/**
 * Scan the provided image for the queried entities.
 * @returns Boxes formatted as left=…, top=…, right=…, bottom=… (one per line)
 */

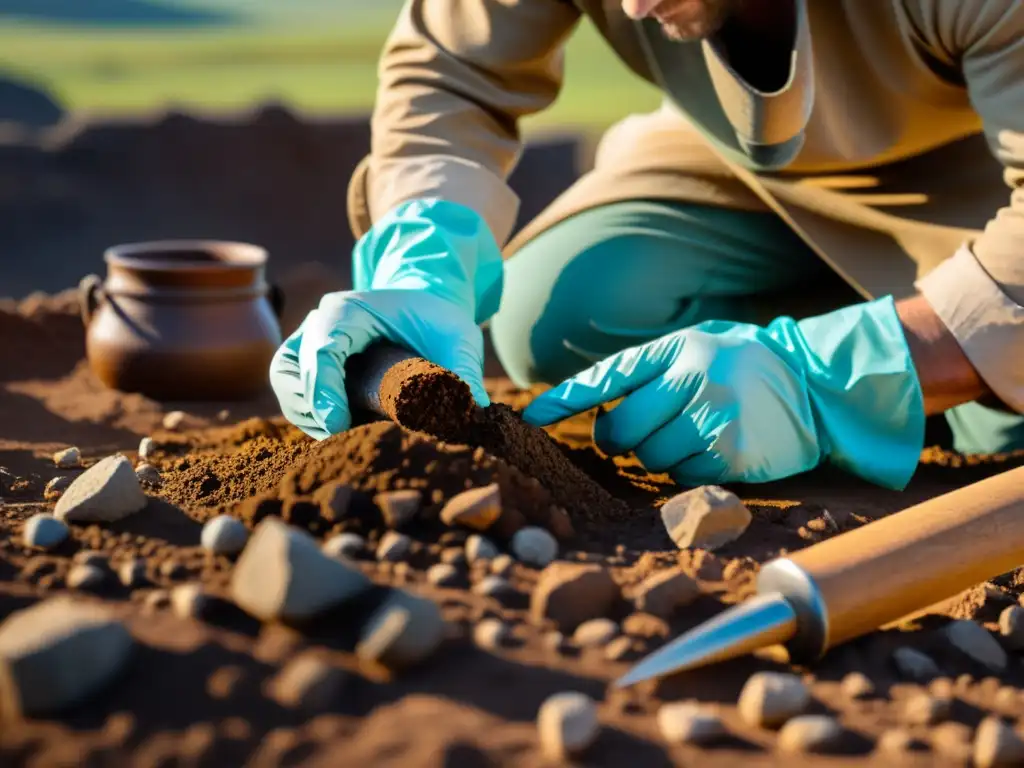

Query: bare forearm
left=896, top=294, right=990, bottom=415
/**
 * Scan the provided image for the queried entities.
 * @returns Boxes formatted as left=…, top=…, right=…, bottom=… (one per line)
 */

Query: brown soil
left=3, top=290, right=1024, bottom=766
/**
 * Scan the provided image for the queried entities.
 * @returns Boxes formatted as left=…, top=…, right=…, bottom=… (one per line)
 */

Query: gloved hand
left=523, top=297, right=925, bottom=489
left=270, top=198, right=503, bottom=439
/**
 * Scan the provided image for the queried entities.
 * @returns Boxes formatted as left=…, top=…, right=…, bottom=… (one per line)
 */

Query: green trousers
left=489, top=200, right=1024, bottom=456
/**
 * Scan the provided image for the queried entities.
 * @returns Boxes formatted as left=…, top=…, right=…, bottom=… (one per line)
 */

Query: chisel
left=616, top=465, right=1024, bottom=687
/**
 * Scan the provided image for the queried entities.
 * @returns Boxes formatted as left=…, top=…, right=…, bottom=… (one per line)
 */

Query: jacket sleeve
left=913, top=0, right=1024, bottom=412
left=347, top=0, right=581, bottom=247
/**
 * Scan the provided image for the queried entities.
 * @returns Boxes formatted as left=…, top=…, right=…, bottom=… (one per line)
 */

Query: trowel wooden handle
left=784, top=465, right=1024, bottom=648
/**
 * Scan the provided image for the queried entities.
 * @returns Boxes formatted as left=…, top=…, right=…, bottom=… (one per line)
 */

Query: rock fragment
left=322, top=532, right=365, bottom=560
left=657, top=702, right=725, bottom=745
left=266, top=652, right=347, bottom=711
left=543, top=631, right=568, bottom=655
left=117, top=558, right=146, bottom=589
left=603, top=635, right=635, bottom=661
left=537, top=692, right=599, bottom=760
left=230, top=518, right=371, bottom=623
left=903, top=692, right=951, bottom=725
left=377, top=531, right=412, bottom=563
left=660, top=485, right=752, bottom=550
left=426, top=563, right=461, bottom=588
left=162, top=411, right=186, bottom=430
left=134, top=463, right=160, bottom=486
left=530, top=562, right=619, bottom=632
left=572, top=618, right=619, bottom=648
left=142, top=590, right=170, bottom=614
left=21, top=514, right=68, bottom=550
left=876, top=728, right=916, bottom=757
left=314, top=481, right=353, bottom=522
left=200, top=515, right=249, bottom=556
left=54, top=455, right=147, bottom=524
left=170, top=584, right=208, bottom=620
left=356, top=589, right=445, bottom=669
left=43, top=476, right=73, bottom=500
left=66, top=564, right=107, bottom=592
left=473, top=618, right=511, bottom=650
left=998, top=606, right=1024, bottom=651
left=737, top=672, right=810, bottom=728
left=892, top=646, right=940, bottom=681
left=440, top=484, right=501, bottom=531
left=840, top=671, right=874, bottom=699
left=53, top=447, right=81, bottom=469
left=631, top=569, right=700, bottom=619
left=0, top=597, right=134, bottom=719
left=974, top=716, right=1024, bottom=768
left=440, top=547, right=467, bottom=567
left=465, top=534, right=499, bottom=564
left=473, top=575, right=515, bottom=600
left=138, top=437, right=155, bottom=461
left=375, top=490, right=421, bottom=529
left=777, top=715, right=843, bottom=753
left=510, top=526, right=558, bottom=567
left=490, top=554, right=514, bottom=577
left=945, top=620, right=1007, bottom=672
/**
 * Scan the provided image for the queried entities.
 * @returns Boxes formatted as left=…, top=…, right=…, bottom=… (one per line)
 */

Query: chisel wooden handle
left=759, top=465, right=1024, bottom=658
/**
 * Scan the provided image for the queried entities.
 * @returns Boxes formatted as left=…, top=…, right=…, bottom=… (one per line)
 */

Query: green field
left=0, top=5, right=661, bottom=133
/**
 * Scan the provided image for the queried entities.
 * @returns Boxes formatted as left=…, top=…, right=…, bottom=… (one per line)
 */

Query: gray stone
left=313, top=481, right=353, bottom=523
left=657, top=702, right=725, bottom=745
left=538, top=691, right=599, bottom=760
left=266, top=652, right=348, bottom=711
left=66, top=564, right=107, bottom=592
left=631, top=569, right=700, bottom=619
left=375, top=490, right=422, bottom=530
left=43, top=476, right=73, bottom=500
left=473, top=575, right=515, bottom=599
left=426, top=563, right=461, bottom=588
left=356, top=589, right=445, bottom=668
left=162, top=411, right=186, bottom=430
left=510, top=526, right=558, bottom=567
left=170, top=584, right=208, bottom=620
left=974, top=716, right=1024, bottom=768
left=840, top=671, right=874, bottom=699
left=530, top=562, right=619, bottom=633
left=53, top=447, right=81, bottom=469
left=737, top=672, right=810, bottom=728
left=465, top=534, right=499, bottom=564
left=377, top=531, right=413, bottom=563
left=892, top=646, right=940, bottom=682
left=138, top=437, right=156, bottom=461
left=134, top=463, right=160, bottom=486
left=21, top=514, right=68, bottom=550
left=322, top=532, right=366, bottom=560
left=440, top=484, right=502, bottom=531
left=998, top=606, right=1024, bottom=651
left=200, top=515, right=249, bottom=556
left=572, top=618, right=619, bottom=648
left=230, top=517, right=371, bottom=623
left=473, top=618, right=511, bottom=650
left=660, top=485, right=752, bottom=550
left=54, top=455, right=147, bottom=524
left=142, top=590, right=170, bottom=614
left=945, top=620, right=1008, bottom=672
left=0, top=596, right=134, bottom=719
left=777, top=715, right=843, bottom=753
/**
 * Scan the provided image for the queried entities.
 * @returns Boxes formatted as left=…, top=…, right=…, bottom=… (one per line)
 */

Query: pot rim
left=105, top=240, right=268, bottom=271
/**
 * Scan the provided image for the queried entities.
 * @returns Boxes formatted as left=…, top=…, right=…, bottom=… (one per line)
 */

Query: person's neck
left=714, top=0, right=797, bottom=93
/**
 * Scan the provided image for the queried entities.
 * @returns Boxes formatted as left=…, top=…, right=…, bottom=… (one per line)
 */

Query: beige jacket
left=347, top=0, right=1024, bottom=413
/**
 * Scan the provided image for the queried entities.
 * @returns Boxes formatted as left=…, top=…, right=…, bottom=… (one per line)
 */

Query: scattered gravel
left=537, top=692, right=599, bottom=760
left=200, top=515, right=249, bottom=556
left=998, top=606, right=1024, bottom=651
left=473, top=618, right=511, bottom=650
left=377, top=531, right=413, bottom=563
left=737, top=672, right=810, bottom=728
left=489, top=554, right=514, bottom=578
left=465, top=535, right=499, bottom=564
left=21, top=513, right=69, bottom=550
left=322, top=532, right=366, bottom=560
left=657, top=702, right=724, bottom=745
left=473, top=575, right=515, bottom=599
left=510, top=526, right=558, bottom=568
left=902, top=692, right=951, bottom=725
left=426, top=563, right=461, bottom=588
left=66, top=564, right=107, bottom=592
left=776, top=715, right=843, bottom=754
left=572, top=618, right=619, bottom=648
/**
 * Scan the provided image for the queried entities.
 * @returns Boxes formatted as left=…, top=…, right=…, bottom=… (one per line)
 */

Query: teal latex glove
left=523, top=297, right=925, bottom=489
left=270, top=198, right=503, bottom=439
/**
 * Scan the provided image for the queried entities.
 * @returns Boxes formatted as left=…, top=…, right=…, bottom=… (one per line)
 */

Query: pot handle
left=268, top=283, right=285, bottom=319
left=78, top=274, right=105, bottom=327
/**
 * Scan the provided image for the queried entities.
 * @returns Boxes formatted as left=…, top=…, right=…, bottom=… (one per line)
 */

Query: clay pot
left=79, top=240, right=284, bottom=401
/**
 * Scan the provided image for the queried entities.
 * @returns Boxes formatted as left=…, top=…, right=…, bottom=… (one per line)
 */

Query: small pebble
left=117, top=558, right=147, bottom=588
left=440, top=547, right=467, bottom=567
left=43, top=476, right=73, bottom=500
left=217, top=409, right=231, bottom=421
left=200, top=515, right=249, bottom=556
left=162, top=411, right=186, bottom=430
left=426, top=563, right=461, bottom=588
left=737, top=672, right=810, bottom=728
left=537, top=692, right=599, bottom=760
left=356, top=589, right=445, bottom=668
left=572, top=618, right=619, bottom=648
left=840, top=671, right=874, bottom=699
left=631, top=569, right=700, bottom=619
left=266, top=652, right=347, bottom=711
left=892, top=646, right=940, bottom=681
left=998, top=606, right=1024, bottom=651
left=159, top=560, right=186, bottom=580
left=660, top=485, right=752, bottom=550
left=143, top=590, right=171, bottom=614
left=994, top=686, right=1020, bottom=710
left=543, top=631, right=568, bottom=655
left=66, top=564, right=107, bottom=592
left=322, top=532, right=366, bottom=560
left=440, top=484, right=502, bottom=531
left=377, top=531, right=413, bottom=563
left=932, top=722, right=973, bottom=762
left=75, top=550, right=107, bottom=568
left=21, top=514, right=68, bottom=550
left=657, top=702, right=724, bottom=745
left=974, top=715, right=1024, bottom=768
left=134, top=463, right=160, bottom=485
left=945, top=620, right=1008, bottom=672
left=603, top=635, right=634, bottom=661
left=490, top=554, right=514, bottom=577
left=465, top=535, right=499, bottom=564
left=903, top=692, right=951, bottom=725
left=53, top=447, right=81, bottom=469
left=375, top=490, right=421, bottom=530
left=877, top=728, right=916, bottom=756
left=530, top=562, right=619, bottom=633
left=510, top=526, right=558, bottom=568
left=776, top=715, right=843, bottom=754
left=473, top=575, right=515, bottom=599
left=170, top=583, right=208, bottom=619
left=473, top=618, right=511, bottom=650
left=138, top=436, right=155, bottom=460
